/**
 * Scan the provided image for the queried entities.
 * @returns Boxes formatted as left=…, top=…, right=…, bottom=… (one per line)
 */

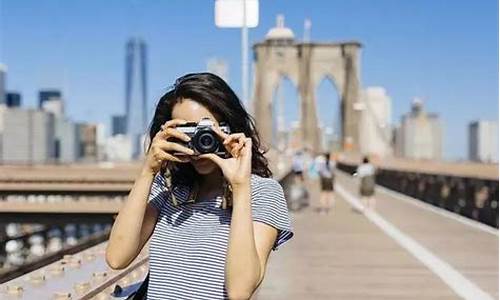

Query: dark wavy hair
left=146, top=72, right=272, bottom=186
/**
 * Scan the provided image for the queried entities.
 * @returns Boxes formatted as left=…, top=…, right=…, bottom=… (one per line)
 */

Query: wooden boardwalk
left=254, top=172, right=498, bottom=299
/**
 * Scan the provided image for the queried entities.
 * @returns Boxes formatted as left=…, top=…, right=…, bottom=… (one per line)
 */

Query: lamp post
left=214, top=0, right=259, bottom=110
left=241, top=0, right=248, bottom=109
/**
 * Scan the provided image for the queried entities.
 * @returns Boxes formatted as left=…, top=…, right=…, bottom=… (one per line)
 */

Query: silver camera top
left=177, top=117, right=231, bottom=134
left=197, top=117, right=215, bottom=127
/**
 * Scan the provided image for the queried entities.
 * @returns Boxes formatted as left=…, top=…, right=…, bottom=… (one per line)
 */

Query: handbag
left=127, top=273, right=149, bottom=300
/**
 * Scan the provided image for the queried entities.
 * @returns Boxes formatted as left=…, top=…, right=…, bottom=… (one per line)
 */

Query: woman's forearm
left=225, top=182, right=261, bottom=299
left=106, top=169, right=155, bottom=269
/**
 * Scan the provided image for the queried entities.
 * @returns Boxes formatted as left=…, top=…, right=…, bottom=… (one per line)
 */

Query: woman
left=317, top=153, right=335, bottom=214
left=357, top=156, right=376, bottom=211
left=106, top=73, right=294, bottom=300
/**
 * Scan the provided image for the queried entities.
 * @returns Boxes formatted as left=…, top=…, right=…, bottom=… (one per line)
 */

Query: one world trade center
left=125, top=37, right=147, bottom=157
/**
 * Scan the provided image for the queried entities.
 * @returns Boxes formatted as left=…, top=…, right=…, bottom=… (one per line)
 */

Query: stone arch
left=252, top=42, right=300, bottom=149
left=315, top=75, right=341, bottom=152
left=271, top=75, right=300, bottom=151
left=252, top=18, right=362, bottom=153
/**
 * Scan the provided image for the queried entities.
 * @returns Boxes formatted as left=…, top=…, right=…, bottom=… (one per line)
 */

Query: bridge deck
left=254, top=172, right=498, bottom=299
left=1, top=172, right=497, bottom=299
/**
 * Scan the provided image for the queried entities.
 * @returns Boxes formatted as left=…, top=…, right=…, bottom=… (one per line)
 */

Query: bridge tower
left=252, top=15, right=362, bottom=153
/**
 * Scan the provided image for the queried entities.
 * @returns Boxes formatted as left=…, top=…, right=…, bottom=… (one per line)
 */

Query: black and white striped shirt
left=146, top=173, right=294, bottom=299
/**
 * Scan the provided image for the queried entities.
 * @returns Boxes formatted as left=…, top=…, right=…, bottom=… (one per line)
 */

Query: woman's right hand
left=143, top=119, right=195, bottom=176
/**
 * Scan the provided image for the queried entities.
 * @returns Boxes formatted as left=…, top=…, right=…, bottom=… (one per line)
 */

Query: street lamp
left=214, top=0, right=259, bottom=109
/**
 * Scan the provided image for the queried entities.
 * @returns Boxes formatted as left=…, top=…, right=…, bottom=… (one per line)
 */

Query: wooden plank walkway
left=254, top=172, right=498, bottom=299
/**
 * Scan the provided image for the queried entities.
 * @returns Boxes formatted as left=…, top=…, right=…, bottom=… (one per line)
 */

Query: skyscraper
left=54, top=118, right=79, bottom=163
left=359, top=87, right=393, bottom=157
left=2, top=108, right=55, bottom=164
left=77, top=123, right=98, bottom=162
left=39, top=89, right=62, bottom=108
left=125, top=38, right=148, bottom=157
left=0, top=64, right=6, bottom=106
left=32, top=110, right=56, bottom=163
left=395, top=98, right=442, bottom=160
left=112, top=114, right=127, bottom=136
left=469, top=120, right=498, bottom=163
left=106, top=134, right=133, bottom=161
left=42, top=98, right=64, bottom=117
left=6, top=92, right=21, bottom=107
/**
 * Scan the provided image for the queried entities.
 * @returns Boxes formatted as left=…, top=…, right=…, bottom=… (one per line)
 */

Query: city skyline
left=0, top=0, right=497, bottom=160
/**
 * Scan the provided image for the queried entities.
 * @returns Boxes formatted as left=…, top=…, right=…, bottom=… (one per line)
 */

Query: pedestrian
left=356, top=156, right=376, bottom=211
left=317, top=153, right=335, bottom=214
left=303, top=147, right=315, bottom=178
left=289, top=172, right=310, bottom=211
left=106, top=73, right=294, bottom=299
left=292, top=150, right=305, bottom=181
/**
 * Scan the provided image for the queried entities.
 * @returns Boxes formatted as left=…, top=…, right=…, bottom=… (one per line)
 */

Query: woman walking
left=317, top=153, right=335, bottom=214
left=357, top=156, right=376, bottom=212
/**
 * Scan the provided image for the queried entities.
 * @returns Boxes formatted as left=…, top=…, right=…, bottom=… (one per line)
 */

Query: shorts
left=320, top=176, right=334, bottom=191
left=360, top=184, right=375, bottom=196
left=360, top=176, right=375, bottom=196
left=293, top=170, right=304, bottom=180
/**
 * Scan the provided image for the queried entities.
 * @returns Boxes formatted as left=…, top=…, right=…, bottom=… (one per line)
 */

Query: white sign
left=215, top=0, right=259, bottom=28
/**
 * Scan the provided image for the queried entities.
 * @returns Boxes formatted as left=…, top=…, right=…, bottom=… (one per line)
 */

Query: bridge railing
left=1, top=229, right=111, bottom=283
left=1, top=239, right=149, bottom=299
left=336, top=161, right=499, bottom=228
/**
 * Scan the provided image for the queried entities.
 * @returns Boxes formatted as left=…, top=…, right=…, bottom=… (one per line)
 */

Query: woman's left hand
left=199, top=128, right=252, bottom=188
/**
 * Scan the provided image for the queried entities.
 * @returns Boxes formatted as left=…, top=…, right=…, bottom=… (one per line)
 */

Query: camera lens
left=193, top=129, right=218, bottom=154
left=200, top=134, right=213, bottom=147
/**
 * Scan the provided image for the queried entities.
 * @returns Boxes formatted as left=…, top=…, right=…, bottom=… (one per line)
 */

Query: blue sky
left=0, top=0, right=498, bottom=160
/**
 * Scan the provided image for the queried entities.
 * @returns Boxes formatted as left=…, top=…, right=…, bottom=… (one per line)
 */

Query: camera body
left=174, top=117, right=231, bottom=156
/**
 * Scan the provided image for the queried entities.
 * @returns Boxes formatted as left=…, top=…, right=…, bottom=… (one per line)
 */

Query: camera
left=173, top=117, right=231, bottom=156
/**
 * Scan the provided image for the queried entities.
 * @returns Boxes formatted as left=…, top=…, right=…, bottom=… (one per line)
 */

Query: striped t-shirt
left=146, top=173, right=294, bottom=299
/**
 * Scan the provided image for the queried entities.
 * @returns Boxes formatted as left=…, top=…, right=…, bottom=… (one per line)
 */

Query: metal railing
left=336, top=161, right=499, bottom=228
left=1, top=239, right=148, bottom=299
